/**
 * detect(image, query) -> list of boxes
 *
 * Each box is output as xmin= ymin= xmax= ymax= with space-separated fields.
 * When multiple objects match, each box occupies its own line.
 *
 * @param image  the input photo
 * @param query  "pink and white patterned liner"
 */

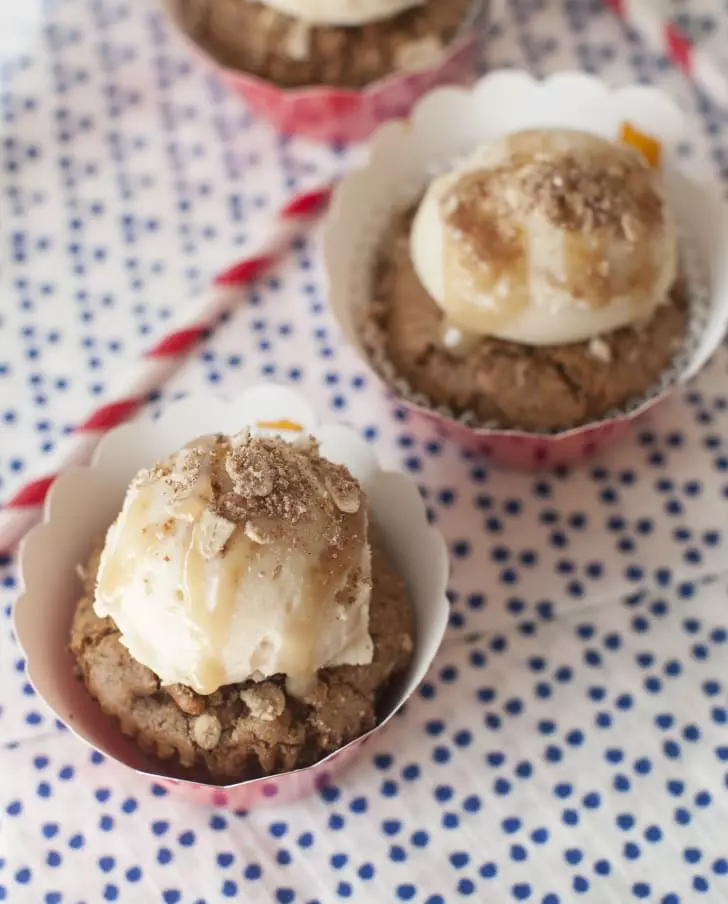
xmin=162 ymin=0 xmax=486 ymax=142
xmin=323 ymin=70 xmax=728 ymax=469
xmin=13 ymin=385 xmax=450 ymax=809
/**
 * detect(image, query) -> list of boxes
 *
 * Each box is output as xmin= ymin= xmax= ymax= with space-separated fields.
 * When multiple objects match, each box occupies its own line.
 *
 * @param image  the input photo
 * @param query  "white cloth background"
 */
xmin=1 ymin=0 xmax=728 ymax=901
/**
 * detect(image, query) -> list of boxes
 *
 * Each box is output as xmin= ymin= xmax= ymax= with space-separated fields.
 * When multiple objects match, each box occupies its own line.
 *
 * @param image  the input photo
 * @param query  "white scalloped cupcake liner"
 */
xmin=14 ymin=384 xmax=450 ymax=808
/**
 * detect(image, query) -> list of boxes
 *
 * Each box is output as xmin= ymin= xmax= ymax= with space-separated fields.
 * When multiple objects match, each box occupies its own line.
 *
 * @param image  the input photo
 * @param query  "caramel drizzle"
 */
xmin=439 ymin=132 xmax=666 ymax=338
xmin=97 ymin=488 xmax=155 ymax=606
xmin=442 ymin=169 xmax=530 ymax=335
xmin=182 ymin=524 xmax=250 ymax=695
xmin=275 ymin=513 xmax=365 ymax=697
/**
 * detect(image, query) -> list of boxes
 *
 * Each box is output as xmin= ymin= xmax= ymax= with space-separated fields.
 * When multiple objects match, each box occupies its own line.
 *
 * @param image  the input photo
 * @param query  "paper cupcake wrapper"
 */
xmin=162 ymin=0 xmax=486 ymax=142
xmin=323 ymin=70 xmax=728 ymax=468
xmin=13 ymin=384 xmax=450 ymax=809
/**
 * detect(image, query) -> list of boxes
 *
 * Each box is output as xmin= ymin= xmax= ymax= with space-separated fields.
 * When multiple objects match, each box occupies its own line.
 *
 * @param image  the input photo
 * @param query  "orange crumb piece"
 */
xmin=256 ymin=419 xmax=303 ymax=432
xmin=620 ymin=122 xmax=662 ymax=168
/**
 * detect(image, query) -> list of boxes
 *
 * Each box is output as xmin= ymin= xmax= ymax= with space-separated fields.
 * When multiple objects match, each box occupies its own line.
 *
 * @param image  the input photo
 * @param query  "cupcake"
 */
xmin=70 ymin=430 xmax=414 ymax=783
xmin=324 ymin=72 xmax=727 ymax=468
xmin=16 ymin=386 xmax=449 ymax=806
xmin=163 ymin=0 xmax=484 ymax=140
xmin=171 ymin=0 xmax=473 ymax=88
xmin=363 ymin=127 xmax=685 ymax=433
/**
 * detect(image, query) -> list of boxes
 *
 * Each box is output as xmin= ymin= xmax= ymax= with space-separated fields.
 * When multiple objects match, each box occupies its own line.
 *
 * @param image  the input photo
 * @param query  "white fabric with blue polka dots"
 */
xmin=3 ymin=0 xmax=728 ymax=902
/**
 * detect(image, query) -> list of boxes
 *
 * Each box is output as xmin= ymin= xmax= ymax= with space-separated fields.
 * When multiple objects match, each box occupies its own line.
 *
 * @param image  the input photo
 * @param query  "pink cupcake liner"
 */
xmin=323 ymin=71 xmax=728 ymax=469
xmin=160 ymin=741 xmax=366 ymax=809
xmin=396 ymin=389 xmax=640 ymax=471
xmin=14 ymin=385 xmax=449 ymax=808
xmin=163 ymin=0 xmax=486 ymax=142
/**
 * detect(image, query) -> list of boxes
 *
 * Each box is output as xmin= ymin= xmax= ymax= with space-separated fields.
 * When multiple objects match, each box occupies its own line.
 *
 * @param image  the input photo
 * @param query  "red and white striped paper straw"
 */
xmin=0 ymin=185 xmax=332 ymax=553
xmin=604 ymin=0 xmax=728 ymax=106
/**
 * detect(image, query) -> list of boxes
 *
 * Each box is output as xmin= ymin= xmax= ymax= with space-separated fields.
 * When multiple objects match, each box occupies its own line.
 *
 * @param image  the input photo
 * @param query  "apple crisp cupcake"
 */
xmin=163 ymin=0 xmax=485 ymax=140
xmin=323 ymin=72 xmax=728 ymax=468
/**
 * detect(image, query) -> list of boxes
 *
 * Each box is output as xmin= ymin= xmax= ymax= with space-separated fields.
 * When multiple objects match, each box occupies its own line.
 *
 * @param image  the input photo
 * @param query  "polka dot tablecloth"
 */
xmin=3 ymin=1 xmax=728 ymax=902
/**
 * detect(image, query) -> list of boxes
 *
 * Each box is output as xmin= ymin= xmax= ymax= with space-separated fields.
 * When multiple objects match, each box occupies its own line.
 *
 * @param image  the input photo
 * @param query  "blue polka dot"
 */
xmin=617 ymin=814 xmax=635 ymax=831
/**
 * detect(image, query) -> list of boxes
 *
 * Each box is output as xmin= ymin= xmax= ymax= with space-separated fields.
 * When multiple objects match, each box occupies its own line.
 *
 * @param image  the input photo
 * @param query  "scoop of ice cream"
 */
xmin=410 ymin=129 xmax=678 ymax=347
xmin=259 ymin=0 xmax=422 ymax=26
xmin=94 ymin=431 xmax=373 ymax=696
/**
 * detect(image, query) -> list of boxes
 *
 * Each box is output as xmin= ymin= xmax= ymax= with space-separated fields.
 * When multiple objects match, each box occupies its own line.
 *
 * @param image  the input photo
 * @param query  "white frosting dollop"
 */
xmin=410 ymin=129 xmax=678 ymax=347
xmin=94 ymin=432 xmax=373 ymax=697
xmin=259 ymin=0 xmax=422 ymax=26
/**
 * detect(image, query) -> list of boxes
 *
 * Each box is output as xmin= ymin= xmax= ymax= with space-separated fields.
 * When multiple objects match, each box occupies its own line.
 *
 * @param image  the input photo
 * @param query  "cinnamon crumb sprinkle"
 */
xmin=443 ymin=142 xmax=663 ymax=244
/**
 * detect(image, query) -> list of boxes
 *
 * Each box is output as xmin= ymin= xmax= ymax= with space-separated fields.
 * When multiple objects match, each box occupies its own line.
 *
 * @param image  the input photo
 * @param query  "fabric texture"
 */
xmin=2 ymin=0 xmax=728 ymax=901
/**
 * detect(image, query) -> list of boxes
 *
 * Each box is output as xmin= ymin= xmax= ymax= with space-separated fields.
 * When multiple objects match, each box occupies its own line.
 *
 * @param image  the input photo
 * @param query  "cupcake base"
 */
xmin=169 ymin=0 xmax=473 ymax=89
xmin=362 ymin=204 xmax=688 ymax=433
xmin=70 ymin=531 xmax=414 ymax=785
